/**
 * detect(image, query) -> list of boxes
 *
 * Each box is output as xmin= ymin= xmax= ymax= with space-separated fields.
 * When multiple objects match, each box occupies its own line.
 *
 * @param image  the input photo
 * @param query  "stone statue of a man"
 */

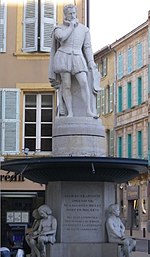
xmin=106 ymin=204 xmax=136 ymax=257
xmin=49 ymin=4 xmax=100 ymax=118
xmin=26 ymin=205 xmax=57 ymax=257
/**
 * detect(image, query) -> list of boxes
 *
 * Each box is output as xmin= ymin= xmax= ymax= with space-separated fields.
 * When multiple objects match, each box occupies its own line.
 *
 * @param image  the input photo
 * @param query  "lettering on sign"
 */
xmin=62 ymin=183 xmax=103 ymax=242
xmin=0 ymin=174 xmax=25 ymax=182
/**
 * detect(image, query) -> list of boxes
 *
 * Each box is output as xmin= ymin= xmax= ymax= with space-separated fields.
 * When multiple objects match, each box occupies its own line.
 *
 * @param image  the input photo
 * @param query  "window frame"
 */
xmin=23 ymin=92 xmax=54 ymax=153
xmin=0 ymin=0 xmax=7 ymax=52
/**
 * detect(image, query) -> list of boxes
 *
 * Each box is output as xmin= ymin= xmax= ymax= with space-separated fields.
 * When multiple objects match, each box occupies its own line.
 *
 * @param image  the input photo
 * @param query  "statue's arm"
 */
xmin=83 ymin=30 xmax=96 ymax=69
xmin=107 ymin=219 xmax=123 ymax=239
xmin=54 ymin=24 xmax=74 ymax=43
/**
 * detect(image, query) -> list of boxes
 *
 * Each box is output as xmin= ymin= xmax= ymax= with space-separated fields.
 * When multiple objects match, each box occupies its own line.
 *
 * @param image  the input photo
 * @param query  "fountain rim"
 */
xmin=1 ymin=156 xmax=148 ymax=184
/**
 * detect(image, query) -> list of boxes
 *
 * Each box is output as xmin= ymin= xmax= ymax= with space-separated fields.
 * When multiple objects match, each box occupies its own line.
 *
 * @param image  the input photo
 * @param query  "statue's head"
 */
xmin=63 ymin=4 xmax=77 ymax=21
xmin=107 ymin=204 xmax=120 ymax=217
xmin=38 ymin=204 xmax=52 ymax=218
xmin=32 ymin=209 xmax=41 ymax=219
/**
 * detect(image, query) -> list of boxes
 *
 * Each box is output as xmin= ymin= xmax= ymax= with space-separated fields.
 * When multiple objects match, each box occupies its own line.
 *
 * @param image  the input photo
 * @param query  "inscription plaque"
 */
xmin=61 ymin=182 xmax=103 ymax=242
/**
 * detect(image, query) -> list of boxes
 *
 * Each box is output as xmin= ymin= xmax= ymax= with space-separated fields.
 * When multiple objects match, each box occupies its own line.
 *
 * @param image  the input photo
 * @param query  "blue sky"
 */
xmin=90 ymin=0 xmax=150 ymax=52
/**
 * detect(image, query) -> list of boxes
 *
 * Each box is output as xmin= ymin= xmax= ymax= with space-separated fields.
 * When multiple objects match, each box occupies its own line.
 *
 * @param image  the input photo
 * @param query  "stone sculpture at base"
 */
xmin=49 ymin=4 xmax=100 ymax=118
xmin=25 ymin=205 xmax=57 ymax=257
xmin=106 ymin=204 xmax=136 ymax=257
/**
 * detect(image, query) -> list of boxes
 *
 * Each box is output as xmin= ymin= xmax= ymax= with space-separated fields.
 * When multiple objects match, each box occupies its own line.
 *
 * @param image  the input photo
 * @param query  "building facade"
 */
xmin=94 ymin=12 xmax=150 ymax=236
xmin=0 ymin=0 xmax=87 ymax=250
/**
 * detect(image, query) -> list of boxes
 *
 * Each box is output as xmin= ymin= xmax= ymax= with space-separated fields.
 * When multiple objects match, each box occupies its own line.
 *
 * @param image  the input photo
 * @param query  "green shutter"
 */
xmin=137 ymin=77 xmax=142 ymax=105
xmin=40 ymin=0 xmax=56 ymax=52
xmin=127 ymin=134 xmax=132 ymax=158
xmin=0 ymin=0 xmax=7 ymax=52
xmin=118 ymin=86 xmax=122 ymax=112
xmin=0 ymin=89 xmax=20 ymax=154
xmin=127 ymin=82 xmax=132 ymax=109
xmin=23 ymin=0 xmax=38 ymax=52
xmin=137 ymin=131 xmax=143 ymax=158
xmin=118 ymin=136 xmax=122 ymax=157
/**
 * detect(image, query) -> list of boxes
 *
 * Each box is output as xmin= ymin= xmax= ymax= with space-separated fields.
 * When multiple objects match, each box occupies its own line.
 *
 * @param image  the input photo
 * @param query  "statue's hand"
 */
xmin=88 ymin=60 xmax=97 ymax=70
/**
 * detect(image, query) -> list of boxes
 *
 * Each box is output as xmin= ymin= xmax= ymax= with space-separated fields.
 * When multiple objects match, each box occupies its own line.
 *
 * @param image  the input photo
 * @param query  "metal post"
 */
xmin=148 ymin=240 xmax=150 ymax=254
xmin=143 ymin=227 xmax=146 ymax=238
xmin=130 ymin=227 xmax=132 ymax=236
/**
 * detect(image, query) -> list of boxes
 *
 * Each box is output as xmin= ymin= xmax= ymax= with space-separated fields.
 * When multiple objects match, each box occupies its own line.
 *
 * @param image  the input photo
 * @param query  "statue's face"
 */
xmin=65 ymin=7 xmax=76 ymax=21
xmin=39 ymin=209 xmax=47 ymax=218
xmin=113 ymin=205 xmax=120 ymax=217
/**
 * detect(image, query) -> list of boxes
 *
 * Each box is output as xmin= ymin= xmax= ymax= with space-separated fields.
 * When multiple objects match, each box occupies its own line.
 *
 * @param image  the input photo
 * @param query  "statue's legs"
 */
xmin=26 ymin=237 xmax=40 ymax=257
xmin=38 ymin=236 xmax=47 ymax=257
xmin=60 ymin=73 xmax=73 ymax=117
xmin=75 ymin=72 xmax=98 ymax=118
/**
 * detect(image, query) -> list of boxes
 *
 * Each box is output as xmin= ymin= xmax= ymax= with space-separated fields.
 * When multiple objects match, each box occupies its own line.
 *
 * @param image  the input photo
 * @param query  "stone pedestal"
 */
xmin=46 ymin=181 xmax=116 ymax=257
xmin=52 ymin=117 xmax=106 ymax=157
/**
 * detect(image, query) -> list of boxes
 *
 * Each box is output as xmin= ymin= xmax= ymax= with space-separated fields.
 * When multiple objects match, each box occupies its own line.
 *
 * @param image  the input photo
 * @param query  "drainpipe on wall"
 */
xmin=113 ymin=49 xmax=117 ymax=157
xmin=148 ymin=11 xmax=150 ymax=168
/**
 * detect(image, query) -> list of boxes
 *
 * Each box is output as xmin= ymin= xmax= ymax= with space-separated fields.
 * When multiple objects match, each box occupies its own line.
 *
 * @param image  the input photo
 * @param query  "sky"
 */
xmin=90 ymin=0 xmax=150 ymax=53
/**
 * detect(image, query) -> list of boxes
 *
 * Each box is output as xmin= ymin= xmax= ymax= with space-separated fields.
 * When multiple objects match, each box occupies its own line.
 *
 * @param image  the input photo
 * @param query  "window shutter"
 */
xmin=137 ymin=43 xmax=143 ymax=68
xmin=23 ymin=0 xmax=38 ymax=52
xmin=127 ymin=48 xmax=133 ymax=73
xmin=96 ymin=93 xmax=101 ymax=115
xmin=0 ymin=89 xmax=20 ymax=154
xmin=0 ymin=0 xmax=7 ymax=52
xmin=110 ymin=129 xmax=114 ymax=157
xmin=118 ymin=53 xmax=123 ymax=79
xmin=40 ymin=0 xmax=55 ymax=52
xmin=101 ymin=88 xmax=106 ymax=115
xmin=109 ymin=83 xmax=114 ymax=112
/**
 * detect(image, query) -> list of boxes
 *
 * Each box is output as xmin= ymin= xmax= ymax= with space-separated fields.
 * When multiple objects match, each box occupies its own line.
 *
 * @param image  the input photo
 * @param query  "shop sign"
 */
xmin=127 ymin=186 xmax=139 ymax=200
xmin=0 ymin=174 xmax=25 ymax=182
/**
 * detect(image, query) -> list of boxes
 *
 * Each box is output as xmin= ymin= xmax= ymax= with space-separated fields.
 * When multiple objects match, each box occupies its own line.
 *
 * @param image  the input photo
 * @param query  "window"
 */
xmin=23 ymin=93 xmax=54 ymax=152
xmin=107 ymin=84 xmax=113 ymax=113
xmin=127 ymin=134 xmax=132 ymax=158
xmin=136 ymin=42 xmax=143 ymax=68
xmin=118 ymin=53 xmax=123 ymax=79
xmin=101 ymin=57 xmax=107 ymax=77
xmin=137 ymin=77 xmax=142 ymax=105
xmin=127 ymin=82 xmax=132 ymax=109
xmin=0 ymin=0 xmax=7 ymax=52
xmin=137 ymin=130 xmax=143 ymax=158
xmin=23 ymin=0 xmax=56 ymax=52
xmin=127 ymin=47 xmax=133 ymax=73
xmin=0 ymin=89 xmax=20 ymax=154
xmin=118 ymin=86 xmax=122 ymax=112
xmin=118 ymin=136 xmax=122 ymax=157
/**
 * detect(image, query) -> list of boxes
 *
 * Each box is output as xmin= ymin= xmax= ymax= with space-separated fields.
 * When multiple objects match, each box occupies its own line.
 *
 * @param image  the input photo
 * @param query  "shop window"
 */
xmin=0 ymin=0 xmax=7 ymax=52
xmin=23 ymin=0 xmax=56 ymax=52
xmin=23 ymin=93 xmax=54 ymax=152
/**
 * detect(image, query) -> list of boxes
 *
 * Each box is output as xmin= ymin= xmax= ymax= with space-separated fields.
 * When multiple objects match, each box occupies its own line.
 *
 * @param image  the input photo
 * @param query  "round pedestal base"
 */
xmin=52 ymin=117 xmax=106 ymax=157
